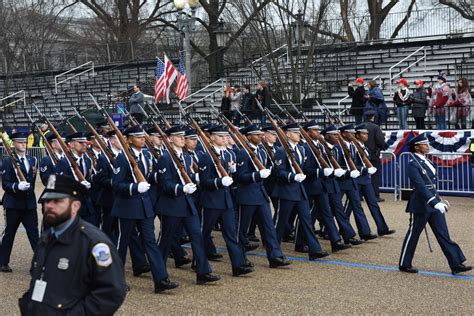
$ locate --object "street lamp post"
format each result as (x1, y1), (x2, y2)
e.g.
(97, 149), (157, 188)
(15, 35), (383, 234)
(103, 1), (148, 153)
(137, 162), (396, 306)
(174, 0), (199, 93)
(291, 9), (307, 103)
(214, 19), (231, 79)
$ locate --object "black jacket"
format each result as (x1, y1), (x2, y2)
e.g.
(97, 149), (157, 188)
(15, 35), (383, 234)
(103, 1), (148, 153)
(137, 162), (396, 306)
(255, 87), (271, 110)
(348, 86), (366, 116)
(365, 121), (387, 163)
(410, 88), (428, 118)
(19, 217), (127, 315)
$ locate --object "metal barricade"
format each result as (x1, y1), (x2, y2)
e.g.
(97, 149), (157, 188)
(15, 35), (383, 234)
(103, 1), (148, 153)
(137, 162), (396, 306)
(0, 146), (47, 164)
(380, 151), (398, 201)
(398, 152), (473, 199)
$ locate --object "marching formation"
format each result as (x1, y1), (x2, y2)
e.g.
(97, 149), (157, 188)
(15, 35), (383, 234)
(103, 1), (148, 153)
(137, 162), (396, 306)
(0, 99), (471, 314)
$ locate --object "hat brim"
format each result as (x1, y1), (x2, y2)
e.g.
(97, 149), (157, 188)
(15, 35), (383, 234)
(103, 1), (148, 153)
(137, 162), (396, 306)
(39, 191), (72, 202)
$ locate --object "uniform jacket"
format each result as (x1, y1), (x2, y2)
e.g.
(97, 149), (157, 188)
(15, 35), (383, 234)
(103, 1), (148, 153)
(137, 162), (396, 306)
(271, 144), (308, 201)
(302, 142), (327, 196)
(320, 142), (340, 194)
(405, 154), (441, 214)
(111, 150), (154, 219)
(155, 150), (198, 217)
(19, 217), (127, 315)
(234, 146), (269, 206)
(262, 143), (278, 196)
(1, 154), (37, 210)
(333, 142), (358, 191)
(365, 121), (387, 163)
(39, 155), (57, 186)
(92, 153), (116, 208)
(351, 142), (371, 185)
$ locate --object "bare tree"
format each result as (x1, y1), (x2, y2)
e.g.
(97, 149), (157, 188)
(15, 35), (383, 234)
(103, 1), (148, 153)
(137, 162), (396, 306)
(366, 0), (399, 40)
(439, 0), (474, 20)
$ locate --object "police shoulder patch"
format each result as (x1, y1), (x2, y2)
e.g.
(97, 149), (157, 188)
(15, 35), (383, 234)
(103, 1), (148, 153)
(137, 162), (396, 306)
(92, 243), (112, 267)
(113, 167), (120, 174)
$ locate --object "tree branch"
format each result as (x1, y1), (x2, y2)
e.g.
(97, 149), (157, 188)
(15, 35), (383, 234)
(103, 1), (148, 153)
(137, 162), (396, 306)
(439, 0), (474, 21)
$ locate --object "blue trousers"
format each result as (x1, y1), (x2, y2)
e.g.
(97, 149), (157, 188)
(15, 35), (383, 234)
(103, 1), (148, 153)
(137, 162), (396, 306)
(397, 106), (409, 129)
(357, 182), (389, 234)
(274, 199), (322, 254)
(342, 188), (372, 237)
(202, 208), (246, 269)
(310, 194), (342, 244)
(0, 208), (39, 265)
(116, 217), (168, 281)
(435, 114), (446, 130)
(158, 214), (212, 275)
(399, 211), (466, 268)
(238, 203), (283, 259)
(327, 192), (357, 241)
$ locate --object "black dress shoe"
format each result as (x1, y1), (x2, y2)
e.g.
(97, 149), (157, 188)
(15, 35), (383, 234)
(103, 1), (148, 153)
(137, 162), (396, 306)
(0, 265), (12, 273)
(232, 265), (254, 277)
(331, 241), (352, 252)
(451, 263), (472, 274)
(247, 234), (260, 242)
(399, 266), (418, 273)
(361, 234), (378, 241)
(133, 265), (151, 277)
(196, 273), (221, 284)
(244, 242), (259, 252)
(345, 238), (365, 245)
(243, 259), (254, 268)
(175, 257), (192, 268)
(207, 253), (223, 261)
(379, 229), (396, 236)
(155, 278), (179, 293)
(295, 245), (309, 253)
(282, 232), (295, 242)
(269, 256), (292, 268)
(179, 236), (190, 245)
(309, 251), (329, 260)
(377, 197), (385, 202)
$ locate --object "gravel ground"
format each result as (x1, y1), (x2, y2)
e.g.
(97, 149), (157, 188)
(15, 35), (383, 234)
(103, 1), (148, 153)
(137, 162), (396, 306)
(0, 184), (472, 315)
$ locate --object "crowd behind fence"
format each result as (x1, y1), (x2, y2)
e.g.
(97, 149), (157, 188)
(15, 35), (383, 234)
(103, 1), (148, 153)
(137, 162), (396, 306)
(1, 147), (472, 199)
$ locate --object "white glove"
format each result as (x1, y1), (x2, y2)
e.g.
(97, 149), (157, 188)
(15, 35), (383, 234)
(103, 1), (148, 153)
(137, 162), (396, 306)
(183, 183), (197, 194)
(334, 168), (345, 177)
(350, 170), (360, 178)
(137, 182), (150, 193)
(18, 181), (30, 191)
(368, 167), (377, 175)
(81, 180), (91, 189)
(294, 173), (306, 182)
(259, 169), (271, 179)
(229, 162), (237, 173)
(221, 176), (234, 187)
(323, 168), (334, 177)
(434, 202), (448, 214)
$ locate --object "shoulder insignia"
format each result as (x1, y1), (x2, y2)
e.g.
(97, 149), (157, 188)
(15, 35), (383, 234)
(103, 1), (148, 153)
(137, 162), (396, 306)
(1, 169), (5, 174)
(57, 258), (69, 270)
(237, 161), (244, 166)
(113, 167), (121, 174)
(199, 166), (207, 171)
(158, 168), (167, 174)
(40, 166), (48, 173)
(92, 243), (112, 267)
(275, 159), (282, 166)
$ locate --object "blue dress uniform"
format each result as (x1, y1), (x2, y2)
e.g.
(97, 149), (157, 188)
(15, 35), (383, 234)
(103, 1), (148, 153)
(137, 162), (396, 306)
(272, 123), (328, 259)
(335, 125), (375, 240)
(0, 132), (39, 272)
(199, 126), (250, 271)
(351, 124), (394, 236)
(399, 134), (471, 274)
(155, 126), (217, 281)
(111, 126), (176, 291)
(55, 132), (98, 226)
(235, 125), (289, 265)
(39, 133), (64, 186)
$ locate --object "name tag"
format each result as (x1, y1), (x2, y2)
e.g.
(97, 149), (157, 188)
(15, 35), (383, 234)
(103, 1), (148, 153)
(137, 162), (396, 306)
(31, 280), (47, 302)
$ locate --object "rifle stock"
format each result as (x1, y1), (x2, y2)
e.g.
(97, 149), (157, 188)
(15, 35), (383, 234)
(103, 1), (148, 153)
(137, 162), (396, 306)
(1, 134), (26, 182)
(26, 111), (58, 165)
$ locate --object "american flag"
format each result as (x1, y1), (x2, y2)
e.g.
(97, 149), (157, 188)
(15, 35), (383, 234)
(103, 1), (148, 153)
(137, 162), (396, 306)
(154, 59), (165, 103)
(174, 52), (189, 101)
(164, 54), (178, 104)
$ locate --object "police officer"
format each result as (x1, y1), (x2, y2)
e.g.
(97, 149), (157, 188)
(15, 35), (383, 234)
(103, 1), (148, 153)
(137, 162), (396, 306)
(235, 124), (291, 268)
(19, 174), (127, 315)
(0, 132), (39, 273)
(399, 134), (472, 274)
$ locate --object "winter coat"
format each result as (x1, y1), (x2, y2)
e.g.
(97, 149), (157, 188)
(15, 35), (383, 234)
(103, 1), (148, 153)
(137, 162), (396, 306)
(393, 88), (411, 107)
(430, 83), (451, 116)
(348, 85), (366, 116)
(448, 89), (472, 119)
(366, 85), (388, 124)
(410, 88), (429, 118)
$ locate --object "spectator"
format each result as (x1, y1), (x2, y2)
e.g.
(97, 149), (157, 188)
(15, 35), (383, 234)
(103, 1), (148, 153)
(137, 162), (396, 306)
(448, 78), (472, 129)
(230, 85), (242, 126)
(221, 84), (232, 120)
(255, 80), (271, 126)
(348, 77), (366, 125)
(365, 80), (388, 125)
(0, 127), (13, 146)
(410, 80), (429, 130)
(128, 85), (145, 123)
(430, 73), (450, 130)
(393, 78), (411, 130)
(27, 127), (38, 148)
(364, 110), (388, 202)
(241, 84), (255, 123)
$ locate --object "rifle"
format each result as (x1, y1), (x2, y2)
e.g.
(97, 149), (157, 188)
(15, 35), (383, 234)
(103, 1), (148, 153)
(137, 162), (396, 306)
(89, 93), (146, 183)
(1, 133), (26, 182)
(73, 109), (115, 164)
(34, 104), (86, 182)
(140, 103), (193, 183)
(345, 133), (374, 169)
(255, 99), (303, 174)
(56, 109), (78, 133)
(178, 104), (229, 177)
(149, 103), (172, 129)
(209, 106), (244, 150)
(235, 108), (253, 125)
(211, 106), (265, 170)
(26, 112), (58, 165)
